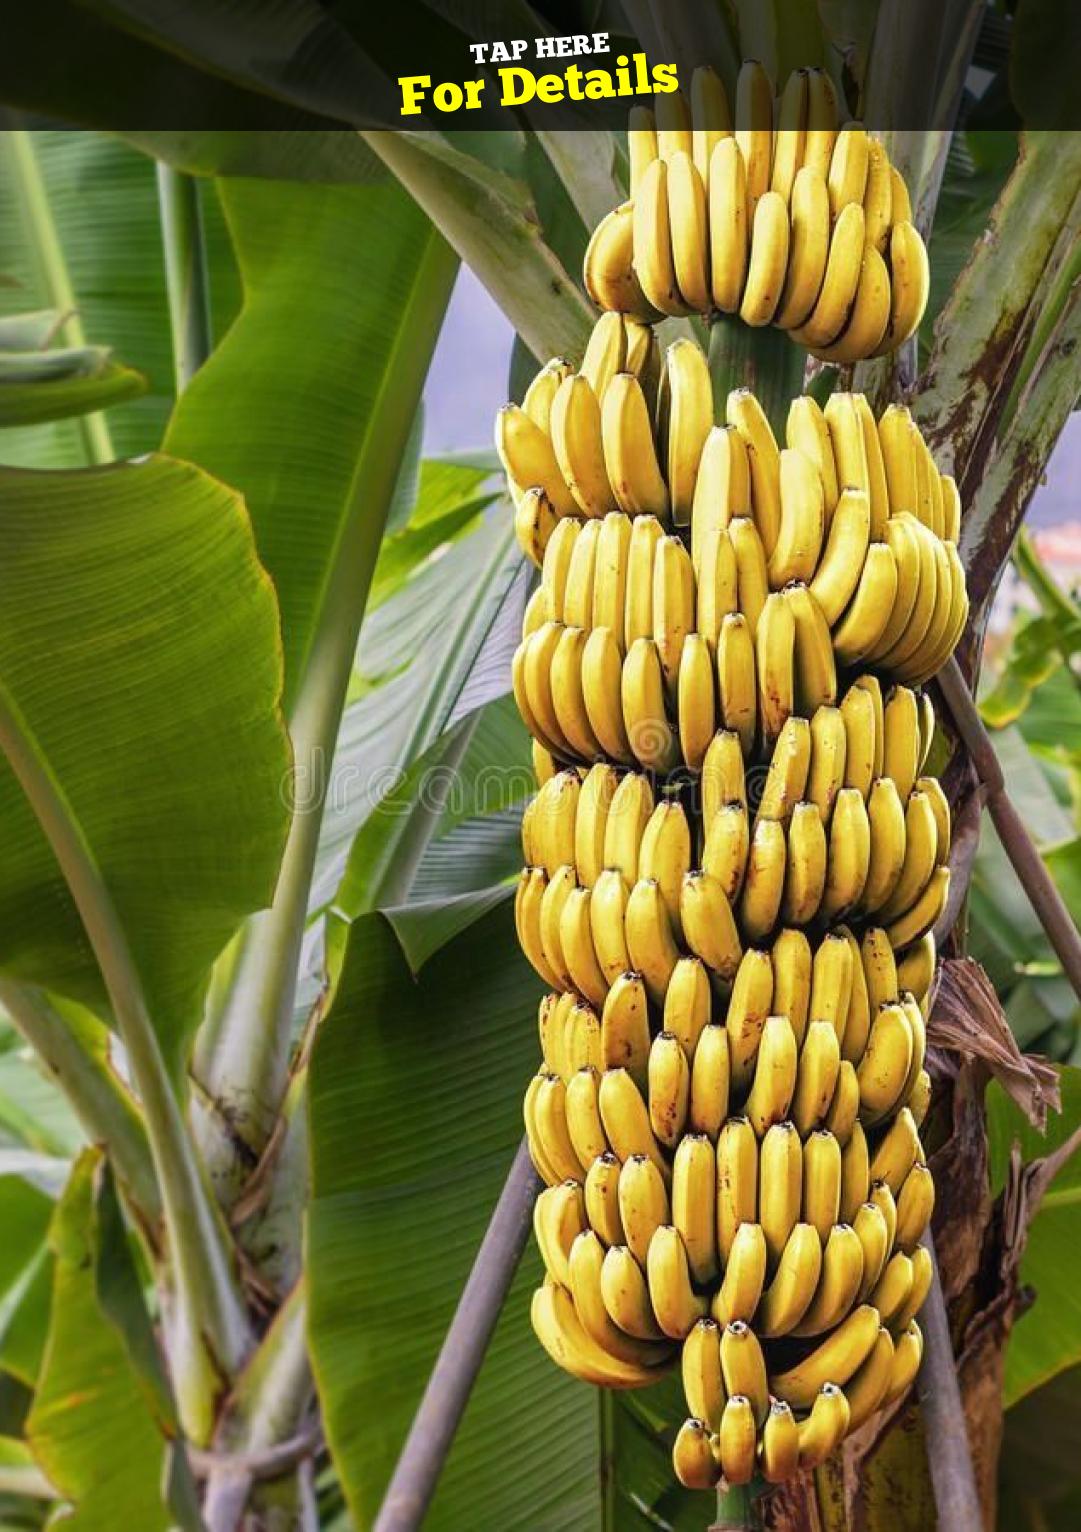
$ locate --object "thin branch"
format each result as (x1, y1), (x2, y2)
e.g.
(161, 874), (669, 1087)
(156, 164), (213, 394)
(2, 129), (114, 465)
(372, 1139), (540, 1532)
(0, 680), (249, 1442)
(0, 978), (161, 1228)
(936, 657), (1081, 1004)
(915, 1231), (983, 1532)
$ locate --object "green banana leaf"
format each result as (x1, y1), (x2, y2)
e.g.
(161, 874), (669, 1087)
(986, 1067), (1081, 1404)
(0, 358), (146, 427)
(164, 175), (458, 713)
(0, 132), (238, 464)
(307, 904), (600, 1529)
(25, 1152), (186, 1529)
(0, 455), (290, 1065)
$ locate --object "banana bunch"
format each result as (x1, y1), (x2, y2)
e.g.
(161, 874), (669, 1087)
(583, 60), (929, 361)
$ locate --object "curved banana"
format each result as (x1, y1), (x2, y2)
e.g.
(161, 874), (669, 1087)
(825, 1058), (861, 1145)
(633, 157), (685, 316)
(677, 631), (717, 771)
(622, 637), (680, 774)
(880, 1318), (923, 1408)
(803, 68), (840, 180)
(782, 800), (827, 926)
(689, 1022), (732, 1141)
(735, 59), (774, 217)
(832, 539), (898, 665)
(715, 1115), (758, 1261)
(770, 447), (825, 588)
(716, 612), (758, 756)
(895, 1161), (935, 1254)
(533, 1072), (588, 1183)
(590, 868), (632, 986)
(664, 338), (714, 527)
(719, 1319), (770, 1424)
(647, 1225), (708, 1338)
(792, 1019), (841, 1136)
(775, 163), (832, 331)
(769, 1302), (881, 1409)
(691, 64), (732, 182)
(551, 626), (602, 761)
(581, 626), (634, 765)
(664, 956), (712, 1057)
(852, 1197), (890, 1302)
(797, 1382), (851, 1468)
(760, 1398), (800, 1483)
(859, 777), (907, 916)
(802, 1128), (843, 1242)
(703, 801), (751, 904)
(601, 971), (651, 1086)
(771, 68), (809, 204)
(672, 1417), (721, 1490)
(811, 243), (890, 363)
(741, 190), (791, 327)
(807, 704), (847, 821)
(739, 815), (788, 944)
(531, 1280), (667, 1388)
(863, 136), (893, 252)
(869, 1106), (921, 1196)
(625, 877), (681, 1003)
(808, 487), (872, 626)
(711, 1220), (767, 1326)
(875, 220), (930, 354)
(681, 1314), (725, 1430)
(534, 1180), (588, 1286)
(639, 798), (692, 934)
(495, 402), (577, 516)
(575, 762), (618, 887)
(566, 1067), (609, 1173)
(600, 1242), (664, 1339)
(648, 1031), (690, 1151)
(682, 870), (743, 984)
(756, 591), (796, 746)
(709, 135), (750, 313)
(692, 425), (750, 574)
(844, 1325), (895, 1430)
(583, 202), (656, 319)
(790, 202), (866, 348)
(857, 1003), (914, 1123)
(879, 789), (940, 923)
(759, 1119), (804, 1268)
(618, 1152), (670, 1265)
(584, 1151), (625, 1246)
(516, 867), (562, 988)
(625, 513), (666, 642)
(703, 727), (747, 824)
(672, 1131), (719, 1284)
(840, 1121), (871, 1224)
(666, 150), (711, 313)
(592, 511), (632, 649)
(654, 533), (696, 693)
(515, 485), (561, 567)
(744, 1013), (799, 1136)
(602, 375), (670, 520)
(772, 927), (813, 1047)
(821, 787), (871, 921)
(726, 947), (775, 1090)
(758, 1222), (822, 1337)
(569, 1230), (674, 1366)
(728, 389), (783, 558)
(718, 1394), (758, 1486)
(599, 1067), (668, 1178)
(892, 1243), (933, 1332)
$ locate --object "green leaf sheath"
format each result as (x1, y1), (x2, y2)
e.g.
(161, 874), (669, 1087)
(308, 906), (599, 1530)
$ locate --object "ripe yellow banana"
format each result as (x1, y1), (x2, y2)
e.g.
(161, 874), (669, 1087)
(569, 1230), (674, 1366)
(877, 403), (918, 514)
(664, 338), (714, 527)
(682, 870), (743, 983)
(728, 388), (782, 558)
(863, 136), (893, 252)
(760, 1397), (800, 1482)
(792, 1019), (841, 1136)
(540, 517), (581, 625)
(892, 1243), (933, 1332)
(599, 1067), (668, 1178)
(677, 632), (717, 771)
(827, 122), (870, 218)
(899, 993), (927, 1105)
(857, 1003), (914, 1123)
(809, 487), (872, 626)
(756, 591), (796, 746)
(716, 612), (758, 756)
(769, 447), (825, 588)
(618, 1152), (670, 1264)
(574, 763), (618, 886)
(716, 1394), (756, 1486)
(653, 534), (696, 694)
(600, 1242), (664, 1339)
(771, 927), (812, 1046)
(802, 1128), (843, 1242)
(702, 727), (747, 825)
(664, 956), (712, 1056)
(726, 948), (775, 1090)
(757, 715), (812, 824)
(530, 1279), (665, 1388)
(879, 789), (939, 923)
(869, 1106), (920, 1195)
(771, 68), (809, 203)
(534, 1180), (587, 1286)
(940, 472), (962, 543)
(537, 992), (569, 1079)
(787, 581), (839, 717)
(809, 929), (854, 1042)
(862, 926), (900, 1012)
(625, 876), (681, 1003)
(551, 626), (603, 761)
(566, 1067), (609, 1172)
(515, 485), (561, 567)
(782, 802), (827, 926)
(821, 787), (872, 921)
(622, 636), (679, 774)
(840, 1120), (871, 1224)
(563, 999), (603, 1078)
(886, 865), (949, 950)
(672, 1132), (719, 1284)
(804, 68), (839, 172)
(897, 1163), (937, 1265)
(602, 375), (670, 520)
(549, 374), (616, 519)
(590, 512), (632, 649)
(739, 816), (788, 943)
(690, 64), (732, 183)
(895, 929), (935, 1006)
(844, 1324), (895, 1430)
(533, 1072), (588, 1183)
(560, 888), (609, 1007)
(715, 1115), (758, 1261)
(741, 190), (790, 327)
(734, 58), (774, 211)
(759, 1119), (804, 1268)
(681, 1314), (725, 1430)
(875, 220), (930, 354)
(868, 1249), (914, 1327)
(692, 425), (750, 573)
(880, 1318), (923, 1408)
(672, 1418), (720, 1490)
(667, 151), (711, 313)
(744, 1013), (799, 1136)
(639, 799), (692, 934)
(729, 513), (770, 639)
(839, 682), (877, 799)
(600, 972), (650, 1086)
(811, 243), (890, 363)
(561, 514), (601, 629)
(538, 861), (577, 988)
(852, 1197), (890, 1302)
(648, 1031), (690, 1150)
(769, 1302), (881, 1409)
(655, 88), (693, 162)
(859, 776), (907, 916)
(790, 202), (866, 348)
(774, 163), (831, 331)
(496, 402), (577, 516)
(531, 768), (579, 875)
(633, 157), (686, 316)
(590, 868), (632, 985)
(711, 1220), (767, 1325)
(583, 202), (656, 319)
(786, 394), (839, 522)
(709, 135), (749, 313)
(579, 314), (625, 406)
(832, 539), (898, 665)
(807, 704), (847, 821)
(518, 624), (571, 756)
(703, 801), (751, 903)
(797, 1382), (851, 1468)
(688, 1021), (731, 1141)
(758, 1222), (821, 1337)
(647, 1225), (708, 1338)
(825, 1057), (861, 1145)
(516, 867), (562, 988)
(720, 1319), (770, 1424)
(874, 515), (938, 671)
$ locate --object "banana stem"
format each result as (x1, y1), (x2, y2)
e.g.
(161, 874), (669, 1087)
(156, 163), (212, 394)
(710, 1481), (760, 1530)
(371, 1140), (540, 1532)
(915, 1232), (983, 1532)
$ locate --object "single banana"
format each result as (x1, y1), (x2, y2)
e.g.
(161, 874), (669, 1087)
(534, 1180), (588, 1286)
(599, 1067), (668, 1179)
(690, 64), (732, 183)
(515, 484), (561, 567)
(681, 1314), (725, 1430)
(771, 69), (809, 203)
(625, 513), (666, 642)
(647, 1225), (708, 1338)
(840, 928), (872, 1063)
(688, 1021), (732, 1141)
(726, 948), (775, 1091)
(839, 682), (877, 799)
(940, 472), (962, 543)
(820, 786), (872, 921)
(715, 1115), (759, 1261)
(758, 1222), (821, 1337)
(825, 1058), (862, 1146)
(711, 1220), (767, 1325)
(892, 1243), (933, 1332)
(840, 1121), (871, 1224)
(827, 122), (870, 218)
(664, 956), (713, 1057)
(802, 1128), (843, 1242)
(786, 394), (840, 522)
(516, 867), (562, 988)
(885, 865), (949, 949)
(879, 789), (939, 923)
(565, 1071), (610, 1179)
(703, 801), (751, 903)
(782, 800), (827, 927)
(677, 632), (717, 771)
(729, 513), (770, 638)
(653, 533), (696, 693)
(869, 1179), (898, 1252)
(551, 625), (603, 761)
(855, 394), (891, 539)
(844, 1324), (895, 1430)
(894, 1161), (935, 1254)
(575, 762), (619, 886)
(539, 862), (577, 989)
(771, 927), (813, 1047)
(716, 612), (758, 756)
(728, 388), (783, 558)
(561, 888), (609, 1008)
(757, 715), (812, 825)
(682, 870), (743, 984)
(622, 636), (680, 774)
(591, 511), (633, 649)
(625, 876), (681, 1003)
(667, 151), (711, 312)
(899, 994), (928, 1105)
(530, 1279), (665, 1388)
(702, 727), (748, 825)
(859, 777), (908, 916)
(709, 134), (750, 313)
(756, 591), (796, 746)
(807, 704), (847, 821)
(639, 798), (693, 934)
(759, 1119), (804, 1268)
(602, 374), (670, 520)
(719, 1319), (770, 1424)
(664, 338), (714, 527)
(522, 587), (549, 642)
(803, 69), (840, 180)
(769, 447), (825, 588)
(832, 539), (898, 665)
(797, 1382), (851, 1469)
(583, 202), (656, 319)
(880, 1319), (923, 1408)
(768, 1302), (881, 1409)
(600, 1243), (664, 1339)
(648, 1031), (691, 1150)
(655, 88), (693, 161)
(618, 1152), (670, 1264)
(601, 972), (651, 1086)
(877, 404), (918, 515)
(692, 424), (750, 576)
(717, 1394), (758, 1486)
(808, 487), (872, 626)
(672, 1131), (720, 1284)
(760, 1398), (800, 1483)
(869, 1249), (914, 1327)
(809, 929), (854, 1042)
(875, 220), (930, 354)
(739, 816), (788, 944)
(633, 157), (686, 315)
(791, 1019), (841, 1136)
(790, 202), (866, 348)
(735, 58), (774, 216)
(862, 136), (893, 252)
(744, 1013), (799, 1136)
(774, 163), (831, 330)
(896, 930), (935, 1006)
(857, 1003), (914, 1123)
(672, 1418), (721, 1490)
(852, 1197), (890, 1302)
(602, 772), (653, 893)
(874, 515), (938, 671)
(869, 1105), (921, 1197)
(495, 402), (576, 516)
(581, 626), (635, 765)
(519, 623), (571, 756)
(696, 520), (740, 651)
(811, 242), (890, 363)
(533, 1073), (588, 1183)
(531, 768), (580, 875)
(741, 190), (791, 327)
(590, 868), (632, 986)
(561, 515), (601, 629)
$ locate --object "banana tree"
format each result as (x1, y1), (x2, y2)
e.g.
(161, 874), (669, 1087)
(0, 2), (1080, 1530)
